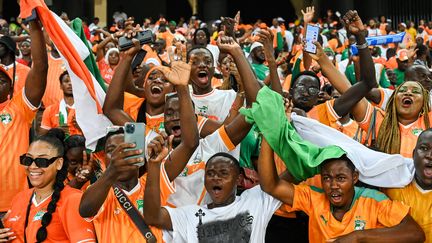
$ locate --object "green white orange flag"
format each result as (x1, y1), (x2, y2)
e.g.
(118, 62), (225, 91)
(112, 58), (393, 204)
(19, 0), (112, 150)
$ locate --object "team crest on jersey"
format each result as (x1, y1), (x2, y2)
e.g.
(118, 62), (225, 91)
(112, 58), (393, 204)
(412, 128), (423, 136)
(354, 219), (366, 230)
(197, 105), (208, 114)
(0, 113), (12, 125)
(33, 210), (46, 221)
(181, 167), (189, 177)
(136, 199), (144, 214)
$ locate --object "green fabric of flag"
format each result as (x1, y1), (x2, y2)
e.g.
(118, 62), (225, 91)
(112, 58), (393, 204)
(276, 32), (284, 51)
(70, 18), (107, 92)
(239, 86), (346, 182)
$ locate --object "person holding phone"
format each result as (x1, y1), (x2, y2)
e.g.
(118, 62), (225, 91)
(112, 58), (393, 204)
(79, 39), (200, 242)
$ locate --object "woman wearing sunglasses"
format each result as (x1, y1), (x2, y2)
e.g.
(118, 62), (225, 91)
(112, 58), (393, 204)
(1, 129), (96, 243)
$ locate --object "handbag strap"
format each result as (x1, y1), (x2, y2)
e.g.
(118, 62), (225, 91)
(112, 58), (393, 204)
(113, 184), (156, 243)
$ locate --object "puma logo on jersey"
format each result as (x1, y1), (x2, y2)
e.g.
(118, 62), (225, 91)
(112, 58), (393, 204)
(8, 215), (20, 222)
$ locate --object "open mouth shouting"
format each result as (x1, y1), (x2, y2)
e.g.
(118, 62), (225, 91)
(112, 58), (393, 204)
(150, 85), (163, 96)
(423, 162), (432, 179)
(401, 96), (414, 108)
(211, 185), (223, 198)
(171, 125), (181, 137)
(197, 70), (209, 85)
(329, 191), (343, 205)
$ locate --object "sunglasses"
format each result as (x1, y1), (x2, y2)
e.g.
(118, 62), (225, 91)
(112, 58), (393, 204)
(20, 155), (60, 168)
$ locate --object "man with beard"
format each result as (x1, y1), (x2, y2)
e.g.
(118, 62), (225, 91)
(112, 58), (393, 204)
(249, 42), (269, 82)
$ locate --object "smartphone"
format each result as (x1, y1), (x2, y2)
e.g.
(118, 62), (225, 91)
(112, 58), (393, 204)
(124, 122), (146, 167)
(305, 24), (320, 54)
(131, 49), (147, 71)
(118, 30), (154, 51)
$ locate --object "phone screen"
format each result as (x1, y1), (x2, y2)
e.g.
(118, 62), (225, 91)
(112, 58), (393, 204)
(305, 24), (320, 54)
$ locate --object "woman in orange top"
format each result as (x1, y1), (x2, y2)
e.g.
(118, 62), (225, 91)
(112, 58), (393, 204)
(357, 81), (431, 157)
(1, 129), (96, 243)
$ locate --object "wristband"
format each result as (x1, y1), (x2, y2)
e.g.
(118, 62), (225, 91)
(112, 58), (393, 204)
(356, 42), (368, 50)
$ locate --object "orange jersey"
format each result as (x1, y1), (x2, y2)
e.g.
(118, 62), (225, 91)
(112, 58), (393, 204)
(43, 54), (65, 107)
(123, 93), (164, 130)
(307, 100), (360, 139)
(1, 62), (30, 94)
(385, 56), (398, 70)
(3, 186), (96, 243)
(385, 181), (432, 241)
(88, 163), (174, 242)
(97, 59), (116, 84)
(359, 102), (432, 158)
(41, 102), (82, 135)
(292, 184), (410, 242)
(282, 74), (292, 92)
(0, 91), (38, 211)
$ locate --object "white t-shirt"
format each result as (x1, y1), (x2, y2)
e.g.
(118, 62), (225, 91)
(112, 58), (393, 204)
(191, 88), (237, 122)
(164, 186), (282, 243)
(167, 126), (237, 207)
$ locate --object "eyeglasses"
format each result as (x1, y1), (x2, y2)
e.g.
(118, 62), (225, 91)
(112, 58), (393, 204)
(20, 155), (60, 168)
(295, 86), (320, 95)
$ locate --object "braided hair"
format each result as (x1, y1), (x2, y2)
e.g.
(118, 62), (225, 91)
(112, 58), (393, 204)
(376, 82), (431, 154)
(28, 129), (68, 243)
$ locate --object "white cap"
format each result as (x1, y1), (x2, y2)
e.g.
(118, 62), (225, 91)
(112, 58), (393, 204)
(250, 42), (264, 52)
(277, 17), (285, 22)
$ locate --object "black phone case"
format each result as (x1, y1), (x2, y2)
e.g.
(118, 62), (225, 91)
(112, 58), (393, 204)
(119, 30), (153, 51)
(131, 50), (147, 70)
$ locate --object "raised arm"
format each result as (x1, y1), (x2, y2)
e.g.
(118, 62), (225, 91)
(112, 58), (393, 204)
(24, 19), (48, 106)
(217, 36), (261, 103)
(79, 143), (144, 217)
(301, 6), (315, 71)
(256, 29), (282, 94)
(258, 138), (295, 205)
(144, 136), (173, 230)
(217, 36), (261, 145)
(156, 62), (200, 181)
(95, 31), (114, 62)
(103, 40), (140, 125)
(332, 215), (425, 243)
(308, 11), (377, 121)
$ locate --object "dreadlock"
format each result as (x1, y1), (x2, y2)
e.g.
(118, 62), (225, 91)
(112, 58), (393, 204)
(376, 81), (430, 154)
(29, 129), (68, 243)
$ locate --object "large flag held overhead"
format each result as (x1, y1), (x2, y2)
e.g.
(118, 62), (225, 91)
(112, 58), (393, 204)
(240, 86), (414, 188)
(20, 0), (113, 150)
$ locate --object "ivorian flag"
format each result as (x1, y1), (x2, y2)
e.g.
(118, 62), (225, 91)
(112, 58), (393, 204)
(20, 0), (113, 150)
